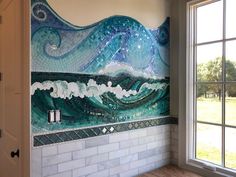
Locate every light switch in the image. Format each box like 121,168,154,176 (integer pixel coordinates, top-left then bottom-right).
55,110,61,122
48,110,55,123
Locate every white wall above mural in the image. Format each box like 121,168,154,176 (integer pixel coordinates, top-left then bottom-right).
47,0,170,28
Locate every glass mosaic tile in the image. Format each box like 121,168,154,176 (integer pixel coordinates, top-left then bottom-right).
31,0,170,134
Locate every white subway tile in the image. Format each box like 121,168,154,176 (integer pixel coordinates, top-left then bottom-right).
162,152,170,160
147,125,168,136
47,171,72,177
85,153,108,165
120,138,139,149
138,163,155,175
109,132,129,143
148,139,170,150
86,169,109,177
58,141,84,154
129,144,146,154
163,131,171,140
162,125,170,133
162,139,170,146
110,175,119,177
72,164,97,177
73,147,97,159
98,143,119,154
109,149,129,159
58,159,85,172
32,148,42,177
32,125,173,177
109,164,130,175
85,136,109,148
42,152,72,167
138,149,156,160
42,145,57,157
98,158,120,170
146,154,162,164
120,153,138,165
154,159,170,169
129,129,147,139
120,168,139,177
130,159,147,169
159,125,169,133
42,165,58,177
139,135,156,145
156,145,169,154
147,126,159,136
171,140,178,152
147,142,159,150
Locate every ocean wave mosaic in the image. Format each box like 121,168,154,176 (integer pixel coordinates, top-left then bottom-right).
31,0,170,133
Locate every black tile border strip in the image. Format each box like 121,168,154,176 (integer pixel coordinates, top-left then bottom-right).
33,117,178,147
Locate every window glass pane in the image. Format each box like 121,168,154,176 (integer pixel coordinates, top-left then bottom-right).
197,43,222,82
196,123,222,165
226,0,236,38
225,127,236,170
225,84,236,126
197,1,223,43
226,41,236,81
197,84,222,124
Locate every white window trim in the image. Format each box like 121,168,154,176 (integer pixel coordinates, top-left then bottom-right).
178,0,236,176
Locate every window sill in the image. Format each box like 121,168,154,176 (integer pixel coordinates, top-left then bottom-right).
180,159,236,177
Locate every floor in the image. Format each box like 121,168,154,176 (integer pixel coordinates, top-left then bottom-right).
139,165,202,177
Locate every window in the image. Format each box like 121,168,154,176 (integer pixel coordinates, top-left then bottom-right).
187,0,236,175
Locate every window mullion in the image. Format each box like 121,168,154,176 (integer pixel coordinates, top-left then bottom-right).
222,0,226,168
193,6,198,161
196,37,236,46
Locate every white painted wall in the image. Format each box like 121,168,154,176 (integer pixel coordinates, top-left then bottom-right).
47,0,170,28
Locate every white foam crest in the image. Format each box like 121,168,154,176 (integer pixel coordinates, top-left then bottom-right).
98,62,165,79
31,79,168,101
31,79,138,100
140,82,168,91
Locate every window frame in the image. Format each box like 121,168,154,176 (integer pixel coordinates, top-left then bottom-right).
181,0,236,176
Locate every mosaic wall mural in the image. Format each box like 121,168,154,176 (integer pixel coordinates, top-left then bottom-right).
31,0,170,134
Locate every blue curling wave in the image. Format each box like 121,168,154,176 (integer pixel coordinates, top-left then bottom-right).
31,0,170,78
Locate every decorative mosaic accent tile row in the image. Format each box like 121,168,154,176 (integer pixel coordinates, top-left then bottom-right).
34,117,178,147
